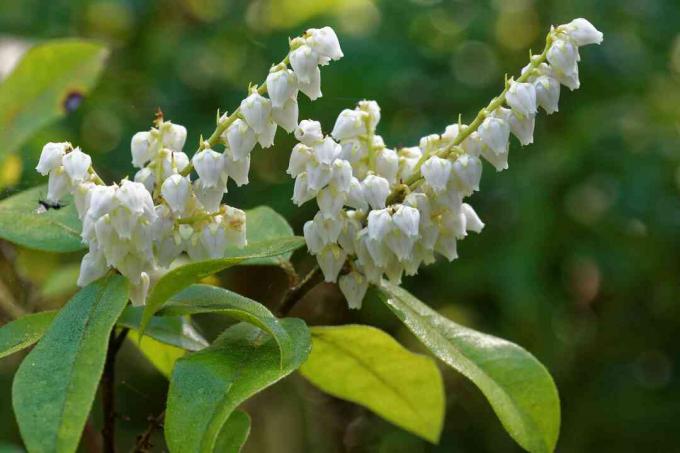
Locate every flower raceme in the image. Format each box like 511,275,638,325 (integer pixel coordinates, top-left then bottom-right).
35,26,343,305
288,18,603,309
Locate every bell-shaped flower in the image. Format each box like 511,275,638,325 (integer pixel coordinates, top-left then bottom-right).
392,205,420,238
375,148,399,184
435,234,458,261
462,203,484,233
287,144,312,177
159,151,190,180
295,120,324,146
117,180,154,216
508,112,535,146
303,220,324,254
317,244,346,282
129,272,150,306
131,131,153,168
36,142,66,175
223,154,250,186
313,136,341,165
561,18,603,47
77,247,108,287
134,167,155,193
289,44,319,84
361,174,390,210
547,39,579,78
47,167,71,203
306,161,333,192
266,68,298,108
331,109,365,141
451,153,482,196
330,159,352,193
338,271,368,310
346,177,368,211
312,211,343,245
200,221,227,259
272,98,299,133
240,92,272,135
317,186,345,218
62,148,92,184
193,178,224,213
192,149,223,188
307,27,343,62
257,120,277,148
421,156,452,193
506,81,537,117
367,208,393,240
225,119,257,161
161,174,191,215
533,75,560,114
298,66,322,101
162,122,187,152
358,100,381,129
478,115,510,156
292,173,315,206
222,206,247,248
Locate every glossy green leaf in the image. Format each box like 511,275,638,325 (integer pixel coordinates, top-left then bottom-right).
226,206,295,266
378,281,560,453
0,39,108,158
0,185,84,252
299,325,445,443
161,284,292,364
165,319,311,453
140,236,305,335
214,410,251,453
0,310,56,359
12,275,129,453
128,330,186,378
118,306,208,351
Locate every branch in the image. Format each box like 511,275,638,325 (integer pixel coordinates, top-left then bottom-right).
102,327,129,453
131,410,165,453
277,265,323,317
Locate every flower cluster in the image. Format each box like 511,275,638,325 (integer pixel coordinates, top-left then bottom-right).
289,18,602,309
35,26,344,305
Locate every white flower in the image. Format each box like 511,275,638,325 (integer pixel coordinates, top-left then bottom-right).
533,75,560,114
361,174,390,210
287,144,312,177
298,66,322,101
36,142,66,175
129,272,150,306
72,182,95,219
306,162,333,192
561,18,603,47
392,205,420,238
193,178,224,213
266,68,298,108
547,39,579,80
62,148,92,183
317,244,346,282
346,177,368,211
506,81,537,117
358,100,381,130
77,248,108,287
134,167,155,193
47,167,71,203
289,44,319,84
330,159,353,193
331,109,365,141
192,149,224,188
295,120,324,146
317,186,345,218
240,93,272,135
223,154,250,186
88,185,118,219
478,116,510,156
292,173,316,206
272,98,299,133
367,209,392,240
462,203,484,233
375,148,399,184
435,234,458,261
131,132,153,168
450,153,482,196
222,206,247,248
421,156,452,193
508,112,535,146
312,211,343,244
306,27,343,62
256,120,277,148
117,180,154,216
161,174,192,214
225,119,257,161
313,136,341,165
159,151,190,180
338,272,368,310
200,221,227,259
162,122,187,152
303,220,324,253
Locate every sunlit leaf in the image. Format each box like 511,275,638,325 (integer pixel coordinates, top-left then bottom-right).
118,306,208,352
128,330,186,378
165,319,311,453
12,275,129,453
0,39,108,158
139,237,305,335
0,310,56,359
300,324,445,443
378,281,560,453
0,185,83,252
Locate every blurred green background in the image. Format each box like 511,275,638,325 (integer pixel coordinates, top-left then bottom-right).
1,0,679,451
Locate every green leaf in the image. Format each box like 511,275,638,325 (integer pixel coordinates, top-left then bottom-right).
165,319,311,453
299,325,445,443
226,206,295,266
140,236,305,335
0,39,108,158
161,284,292,365
118,306,208,351
0,310,57,359
214,410,251,453
378,281,560,453
12,275,129,453
128,330,186,378
0,185,84,252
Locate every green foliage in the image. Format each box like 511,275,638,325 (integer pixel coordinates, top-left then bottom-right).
378,281,560,453
165,319,311,453
229,206,296,266
0,39,108,159
12,275,129,453
300,325,445,443
214,411,251,453
139,236,304,334
162,284,293,365
0,310,56,359
0,185,83,252
118,306,208,352
127,330,186,378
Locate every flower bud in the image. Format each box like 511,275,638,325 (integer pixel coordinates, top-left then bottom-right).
193,178,224,213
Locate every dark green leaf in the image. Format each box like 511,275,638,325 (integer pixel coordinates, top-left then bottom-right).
12,275,129,453
0,185,83,252
165,319,311,453
226,206,295,266
0,310,56,359
118,306,208,351
214,410,251,453
378,281,560,453
0,39,108,158
161,284,292,364
140,237,305,335
300,325,445,443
